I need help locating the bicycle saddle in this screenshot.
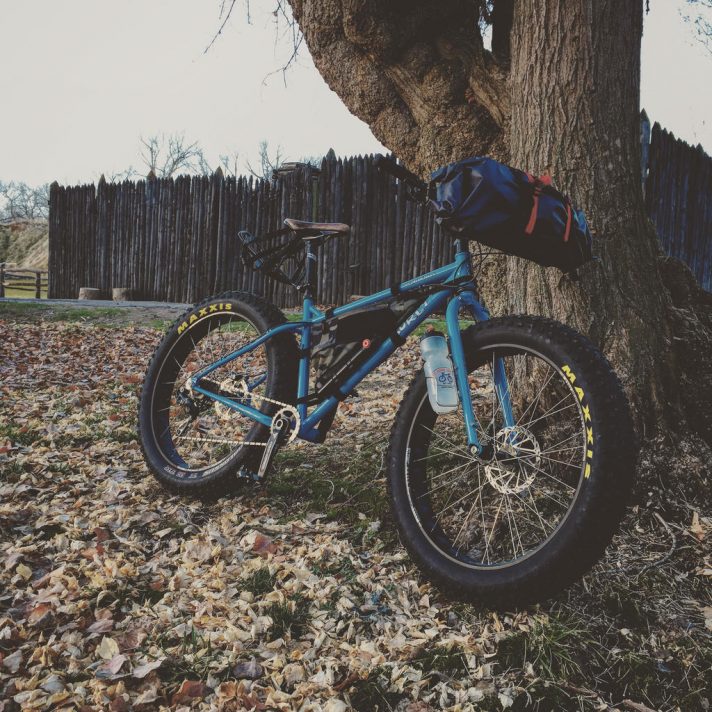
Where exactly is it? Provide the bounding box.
[284,218,350,236]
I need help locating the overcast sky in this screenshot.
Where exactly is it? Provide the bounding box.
[0,0,710,187]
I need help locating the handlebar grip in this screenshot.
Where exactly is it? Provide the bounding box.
[374,154,426,191]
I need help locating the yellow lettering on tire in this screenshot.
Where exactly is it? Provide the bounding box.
[562,365,594,480]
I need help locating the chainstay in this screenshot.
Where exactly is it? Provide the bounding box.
[175,388,299,448]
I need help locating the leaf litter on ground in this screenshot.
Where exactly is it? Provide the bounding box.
[0,316,710,711]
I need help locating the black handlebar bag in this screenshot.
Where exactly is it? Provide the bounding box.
[430,156,593,273]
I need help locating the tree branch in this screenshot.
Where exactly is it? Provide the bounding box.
[287,0,508,172]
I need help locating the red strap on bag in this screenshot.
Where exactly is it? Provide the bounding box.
[563,200,572,243]
[524,172,551,235]
[525,172,572,242]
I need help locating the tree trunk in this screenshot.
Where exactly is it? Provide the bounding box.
[288,0,712,442]
[506,0,679,434]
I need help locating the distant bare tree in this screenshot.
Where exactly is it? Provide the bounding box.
[103,168,136,183]
[136,134,242,179]
[140,134,205,178]
[245,140,285,180]
[218,151,242,177]
[0,181,49,220]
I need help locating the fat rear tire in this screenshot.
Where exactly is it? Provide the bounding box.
[138,291,298,498]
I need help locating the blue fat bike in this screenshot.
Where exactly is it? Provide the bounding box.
[138,157,635,606]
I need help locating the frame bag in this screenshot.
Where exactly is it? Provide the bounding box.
[430,156,593,272]
[312,300,419,398]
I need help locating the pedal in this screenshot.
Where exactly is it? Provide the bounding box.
[237,465,259,482]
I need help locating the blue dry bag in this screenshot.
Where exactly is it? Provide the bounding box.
[430,156,593,272]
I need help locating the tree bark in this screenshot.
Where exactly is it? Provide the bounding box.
[506,0,679,433]
[288,0,712,442]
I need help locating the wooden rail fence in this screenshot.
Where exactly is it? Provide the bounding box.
[0,264,47,298]
[48,117,712,304]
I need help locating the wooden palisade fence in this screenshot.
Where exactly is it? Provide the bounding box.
[642,113,712,291]
[49,117,712,305]
[0,264,47,298]
[48,155,452,307]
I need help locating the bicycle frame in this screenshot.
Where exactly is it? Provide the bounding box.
[190,240,515,452]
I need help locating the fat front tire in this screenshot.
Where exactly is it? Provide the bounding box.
[387,315,637,607]
[138,291,298,498]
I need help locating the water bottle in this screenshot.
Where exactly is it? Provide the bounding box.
[420,331,459,413]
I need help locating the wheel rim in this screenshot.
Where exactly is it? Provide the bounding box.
[404,344,587,570]
[149,311,271,476]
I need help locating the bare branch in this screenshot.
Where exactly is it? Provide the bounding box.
[204,0,238,54]
[681,0,712,54]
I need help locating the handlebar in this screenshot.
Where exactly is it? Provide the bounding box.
[374,154,428,200]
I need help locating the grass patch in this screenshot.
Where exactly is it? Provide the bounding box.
[265,593,311,641]
[0,422,36,446]
[347,666,404,712]
[0,301,179,329]
[0,460,26,483]
[268,443,394,547]
[510,682,579,711]
[1,284,47,299]
[0,301,123,323]
[87,578,166,611]
[497,613,596,682]
[241,567,276,597]
[410,644,470,679]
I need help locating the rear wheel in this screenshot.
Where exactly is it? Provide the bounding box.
[138,292,298,497]
[387,316,636,607]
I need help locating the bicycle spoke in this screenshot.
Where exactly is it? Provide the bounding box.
[407,344,585,569]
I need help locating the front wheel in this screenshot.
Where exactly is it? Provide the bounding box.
[387,316,636,607]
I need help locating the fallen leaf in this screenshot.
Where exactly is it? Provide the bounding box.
[232,659,263,680]
[3,650,22,673]
[172,679,210,705]
[96,636,120,660]
[134,688,159,705]
[16,563,32,580]
[117,629,147,650]
[87,618,115,634]
[27,603,53,626]
[132,658,164,679]
[702,606,712,632]
[253,533,278,557]
[93,526,111,542]
[691,512,705,541]
[95,653,127,679]
[109,697,131,712]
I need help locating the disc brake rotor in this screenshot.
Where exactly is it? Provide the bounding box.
[484,425,541,495]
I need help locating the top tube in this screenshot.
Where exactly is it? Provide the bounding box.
[309,248,474,323]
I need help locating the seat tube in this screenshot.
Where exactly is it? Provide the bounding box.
[445,295,481,452]
[297,239,319,422]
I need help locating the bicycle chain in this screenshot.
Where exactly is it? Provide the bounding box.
[175,385,300,449]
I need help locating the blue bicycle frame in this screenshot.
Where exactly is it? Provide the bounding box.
[190,239,515,453]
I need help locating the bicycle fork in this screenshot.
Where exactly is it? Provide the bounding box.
[445,292,515,455]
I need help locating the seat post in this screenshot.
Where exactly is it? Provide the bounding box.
[303,238,319,299]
